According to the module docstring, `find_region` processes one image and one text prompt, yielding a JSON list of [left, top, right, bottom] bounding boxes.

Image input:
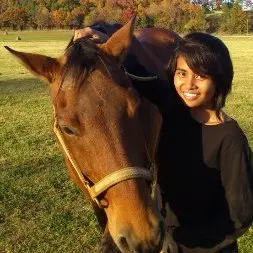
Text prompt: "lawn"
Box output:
[[0, 31, 253, 253]]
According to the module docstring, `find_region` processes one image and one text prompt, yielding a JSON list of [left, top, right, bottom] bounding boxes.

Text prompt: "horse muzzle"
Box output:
[[112, 218, 164, 253]]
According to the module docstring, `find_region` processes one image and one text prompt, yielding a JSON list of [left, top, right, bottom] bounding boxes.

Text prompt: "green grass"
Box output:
[[0, 31, 253, 253], [221, 36, 253, 147], [0, 30, 73, 42]]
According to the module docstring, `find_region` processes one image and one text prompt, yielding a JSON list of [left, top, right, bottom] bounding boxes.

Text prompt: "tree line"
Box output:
[[0, 0, 252, 34]]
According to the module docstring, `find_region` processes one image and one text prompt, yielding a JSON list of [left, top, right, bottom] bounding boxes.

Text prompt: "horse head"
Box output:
[[5, 17, 165, 253]]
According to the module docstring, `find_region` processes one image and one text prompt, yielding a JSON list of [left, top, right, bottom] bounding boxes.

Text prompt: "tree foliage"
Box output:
[[145, 0, 207, 32], [219, 2, 247, 34], [35, 7, 52, 29], [184, 4, 207, 32], [0, 0, 251, 34], [0, 7, 28, 29]]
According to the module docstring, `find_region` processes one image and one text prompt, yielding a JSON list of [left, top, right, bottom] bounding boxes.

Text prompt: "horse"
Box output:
[[5, 16, 181, 253]]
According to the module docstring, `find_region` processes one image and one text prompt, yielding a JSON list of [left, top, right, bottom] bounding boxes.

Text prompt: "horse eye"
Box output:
[[61, 126, 75, 136]]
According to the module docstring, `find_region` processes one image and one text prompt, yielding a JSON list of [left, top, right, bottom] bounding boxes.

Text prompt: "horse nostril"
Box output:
[[116, 220, 165, 253], [118, 236, 130, 252]]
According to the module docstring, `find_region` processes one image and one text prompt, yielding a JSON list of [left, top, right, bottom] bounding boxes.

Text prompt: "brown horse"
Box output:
[[5, 17, 181, 253]]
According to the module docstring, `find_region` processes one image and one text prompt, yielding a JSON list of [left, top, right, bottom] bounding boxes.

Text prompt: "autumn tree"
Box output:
[[35, 7, 52, 29], [205, 13, 221, 33], [184, 3, 206, 32], [219, 2, 247, 33], [68, 6, 85, 28], [0, 7, 28, 29], [146, 0, 203, 33], [54, 0, 80, 11], [84, 3, 122, 26], [219, 2, 231, 32], [229, 2, 247, 33], [16, 0, 38, 28], [0, 0, 15, 15], [51, 9, 69, 28], [108, 0, 136, 10]]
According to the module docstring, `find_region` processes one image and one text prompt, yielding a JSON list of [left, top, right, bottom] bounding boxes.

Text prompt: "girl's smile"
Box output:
[[182, 91, 199, 100]]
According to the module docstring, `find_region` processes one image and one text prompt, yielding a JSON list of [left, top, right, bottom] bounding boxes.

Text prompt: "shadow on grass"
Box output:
[[0, 154, 66, 200], [0, 77, 48, 94], [10, 154, 64, 179]]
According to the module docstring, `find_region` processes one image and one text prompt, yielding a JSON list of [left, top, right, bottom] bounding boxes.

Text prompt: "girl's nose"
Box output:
[[185, 74, 197, 89]]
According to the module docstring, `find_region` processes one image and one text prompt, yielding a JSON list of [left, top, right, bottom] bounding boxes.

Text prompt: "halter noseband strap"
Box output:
[[89, 167, 152, 199], [53, 111, 154, 208]]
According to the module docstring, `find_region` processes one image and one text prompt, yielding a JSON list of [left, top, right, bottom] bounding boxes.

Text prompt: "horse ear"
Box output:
[[4, 46, 60, 84], [101, 14, 136, 64]]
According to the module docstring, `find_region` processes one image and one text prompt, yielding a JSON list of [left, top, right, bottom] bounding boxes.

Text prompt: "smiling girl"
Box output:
[[73, 27, 253, 253], [122, 32, 253, 253], [140, 32, 253, 253]]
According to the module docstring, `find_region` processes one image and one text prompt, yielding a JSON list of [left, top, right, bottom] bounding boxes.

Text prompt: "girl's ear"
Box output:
[[100, 14, 136, 64], [4, 46, 60, 84]]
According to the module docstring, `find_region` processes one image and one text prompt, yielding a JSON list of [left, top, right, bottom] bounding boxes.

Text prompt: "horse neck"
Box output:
[[138, 98, 162, 164], [129, 37, 168, 80], [126, 36, 164, 164], [132, 28, 181, 80]]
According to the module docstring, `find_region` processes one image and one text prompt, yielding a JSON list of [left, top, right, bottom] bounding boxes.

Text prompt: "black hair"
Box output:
[[168, 32, 234, 117]]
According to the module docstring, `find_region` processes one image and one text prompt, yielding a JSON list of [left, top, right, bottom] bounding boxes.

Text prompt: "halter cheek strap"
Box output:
[[53, 110, 154, 208]]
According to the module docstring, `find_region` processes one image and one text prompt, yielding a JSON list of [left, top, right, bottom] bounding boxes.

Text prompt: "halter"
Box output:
[[53, 110, 157, 208]]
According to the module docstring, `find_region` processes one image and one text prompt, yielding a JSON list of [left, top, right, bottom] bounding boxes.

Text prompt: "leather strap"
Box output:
[[89, 167, 151, 199]]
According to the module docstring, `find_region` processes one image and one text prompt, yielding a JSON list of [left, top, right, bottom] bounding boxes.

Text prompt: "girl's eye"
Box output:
[[176, 70, 186, 77], [195, 74, 206, 81]]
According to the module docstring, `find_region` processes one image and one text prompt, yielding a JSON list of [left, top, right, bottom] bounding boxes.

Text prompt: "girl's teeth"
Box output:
[[184, 92, 197, 98]]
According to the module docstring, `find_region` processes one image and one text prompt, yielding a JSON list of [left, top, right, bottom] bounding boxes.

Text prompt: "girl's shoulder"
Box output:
[[222, 117, 245, 138], [203, 115, 250, 149], [209, 117, 250, 153]]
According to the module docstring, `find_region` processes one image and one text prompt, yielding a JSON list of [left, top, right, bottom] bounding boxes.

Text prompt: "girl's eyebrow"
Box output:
[[176, 68, 187, 72]]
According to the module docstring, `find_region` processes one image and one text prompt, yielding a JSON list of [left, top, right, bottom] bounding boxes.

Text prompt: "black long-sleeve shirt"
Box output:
[[132, 78, 253, 253]]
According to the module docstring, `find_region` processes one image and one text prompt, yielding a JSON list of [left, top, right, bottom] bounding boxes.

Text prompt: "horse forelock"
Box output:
[[60, 37, 103, 89]]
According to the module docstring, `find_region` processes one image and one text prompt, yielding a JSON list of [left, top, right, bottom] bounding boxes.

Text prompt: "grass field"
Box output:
[[0, 31, 253, 253]]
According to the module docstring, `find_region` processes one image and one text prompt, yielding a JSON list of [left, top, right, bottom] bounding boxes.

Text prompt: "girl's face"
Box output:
[[174, 56, 216, 110]]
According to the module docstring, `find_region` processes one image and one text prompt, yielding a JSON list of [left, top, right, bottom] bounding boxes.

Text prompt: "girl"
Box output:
[[74, 28, 253, 253], [148, 32, 253, 253], [128, 32, 253, 253]]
